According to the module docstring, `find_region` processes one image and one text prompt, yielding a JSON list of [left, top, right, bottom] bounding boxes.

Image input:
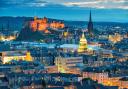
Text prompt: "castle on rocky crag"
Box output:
[[30, 16, 65, 33]]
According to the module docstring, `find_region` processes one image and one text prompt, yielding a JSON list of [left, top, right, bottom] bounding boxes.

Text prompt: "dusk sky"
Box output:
[[0, 0, 128, 22]]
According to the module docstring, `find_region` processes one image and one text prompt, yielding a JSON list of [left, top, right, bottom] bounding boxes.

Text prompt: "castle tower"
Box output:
[[42, 17, 48, 23], [87, 11, 93, 36], [78, 32, 87, 53]]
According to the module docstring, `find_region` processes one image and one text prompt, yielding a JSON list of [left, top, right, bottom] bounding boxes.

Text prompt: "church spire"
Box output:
[[89, 10, 92, 22], [87, 10, 93, 36]]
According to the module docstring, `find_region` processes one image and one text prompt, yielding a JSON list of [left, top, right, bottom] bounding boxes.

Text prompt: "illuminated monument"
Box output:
[[87, 11, 93, 36], [78, 32, 88, 53], [26, 52, 33, 61]]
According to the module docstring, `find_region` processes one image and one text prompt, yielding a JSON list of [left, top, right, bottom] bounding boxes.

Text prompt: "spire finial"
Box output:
[[82, 31, 85, 38]]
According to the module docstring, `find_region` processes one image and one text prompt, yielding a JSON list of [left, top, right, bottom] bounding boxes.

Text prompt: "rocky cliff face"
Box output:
[[16, 22, 45, 41]]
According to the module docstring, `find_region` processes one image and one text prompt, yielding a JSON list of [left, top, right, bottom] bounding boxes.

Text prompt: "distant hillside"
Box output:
[[0, 16, 127, 31], [0, 16, 32, 31]]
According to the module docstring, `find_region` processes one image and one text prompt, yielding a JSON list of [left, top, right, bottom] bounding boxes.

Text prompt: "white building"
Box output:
[[55, 56, 83, 74], [0, 50, 32, 64]]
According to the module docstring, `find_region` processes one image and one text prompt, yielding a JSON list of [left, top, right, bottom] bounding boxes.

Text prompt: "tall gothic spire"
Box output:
[[87, 10, 93, 36], [89, 11, 91, 21]]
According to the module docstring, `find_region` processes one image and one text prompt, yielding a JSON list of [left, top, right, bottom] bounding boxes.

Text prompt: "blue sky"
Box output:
[[0, 0, 128, 22]]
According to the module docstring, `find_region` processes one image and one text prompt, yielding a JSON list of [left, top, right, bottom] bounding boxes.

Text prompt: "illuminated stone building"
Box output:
[[30, 17, 49, 33], [45, 66, 58, 73], [108, 33, 122, 43], [0, 34, 16, 41], [83, 71, 109, 84], [63, 30, 69, 38], [0, 34, 5, 41], [100, 50, 114, 58], [0, 51, 33, 64], [55, 56, 83, 74], [78, 32, 87, 53], [50, 21, 65, 29], [60, 44, 78, 53], [25, 52, 33, 61], [30, 16, 65, 33], [83, 68, 128, 89]]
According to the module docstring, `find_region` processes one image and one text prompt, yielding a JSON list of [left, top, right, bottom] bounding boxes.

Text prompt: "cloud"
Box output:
[[0, 0, 47, 8], [0, 0, 128, 9], [61, 0, 128, 9]]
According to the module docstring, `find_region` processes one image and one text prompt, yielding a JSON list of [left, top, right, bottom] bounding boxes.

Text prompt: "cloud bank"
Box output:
[[0, 0, 128, 9]]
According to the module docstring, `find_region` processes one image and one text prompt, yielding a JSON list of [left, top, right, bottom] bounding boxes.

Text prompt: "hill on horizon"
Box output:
[[0, 16, 127, 32]]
